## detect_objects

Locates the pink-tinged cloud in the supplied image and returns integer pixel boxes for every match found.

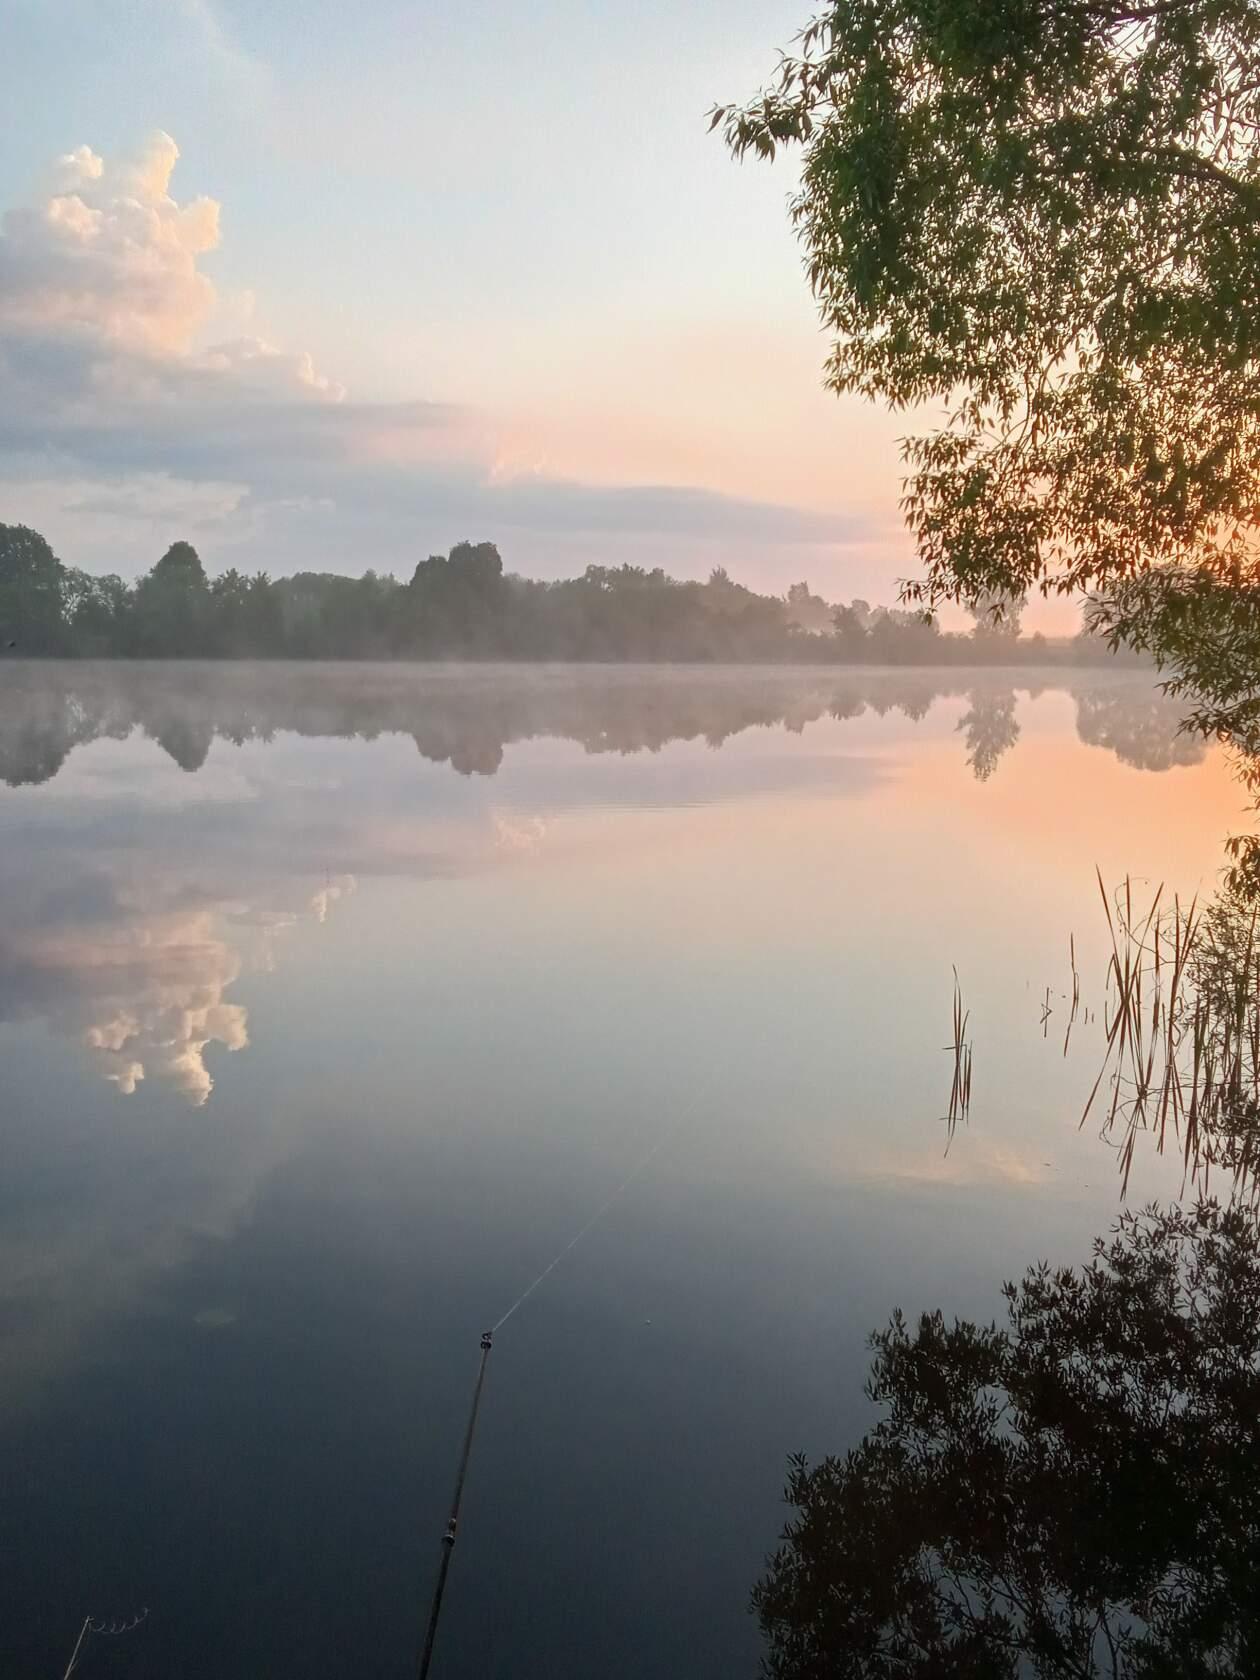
[0,133,219,353]
[0,137,868,579]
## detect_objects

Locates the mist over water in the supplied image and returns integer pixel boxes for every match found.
[0,662,1228,1679]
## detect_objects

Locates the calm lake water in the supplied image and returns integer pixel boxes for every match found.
[0,661,1238,1679]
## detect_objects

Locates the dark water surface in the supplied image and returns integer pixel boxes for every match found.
[0,662,1231,1678]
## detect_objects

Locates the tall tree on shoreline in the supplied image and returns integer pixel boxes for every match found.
[0,524,67,652]
[132,541,209,657]
[714,0,1260,741]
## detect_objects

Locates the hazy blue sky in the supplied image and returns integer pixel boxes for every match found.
[0,0,929,601]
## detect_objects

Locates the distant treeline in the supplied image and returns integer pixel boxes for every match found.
[0,523,1142,665]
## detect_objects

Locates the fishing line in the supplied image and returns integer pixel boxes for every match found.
[490,1128,672,1333]
[61,1608,148,1679]
[415,1077,713,1680]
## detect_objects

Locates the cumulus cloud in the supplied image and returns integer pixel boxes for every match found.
[51,145,104,191]
[0,133,351,434]
[0,135,867,574]
[0,132,220,354]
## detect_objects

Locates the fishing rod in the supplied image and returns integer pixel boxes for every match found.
[414,1130,672,1679]
[416,1329,495,1680]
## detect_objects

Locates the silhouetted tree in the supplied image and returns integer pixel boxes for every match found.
[754,1200,1260,1679]
[209,568,283,656]
[63,567,130,655]
[832,605,869,660]
[786,581,835,634]
[151,541,207,589]
[132,540,209,656]
[0,523,67,652]
[867,607,941,665]
[408,541,506,655]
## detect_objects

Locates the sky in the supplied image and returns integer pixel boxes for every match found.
[0,0,1008,614]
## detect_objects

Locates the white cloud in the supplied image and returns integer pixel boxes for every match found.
[196,336,344,399]
[0,135,868,577]
[0,132,220,354]
[52,145,105,192]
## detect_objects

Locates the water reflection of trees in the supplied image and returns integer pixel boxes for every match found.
[756,1200,1260,1679]
[957,687,1021,780]
[760,761,1260,1678]
[0,663,1201,788]
[1075,688,1208,771]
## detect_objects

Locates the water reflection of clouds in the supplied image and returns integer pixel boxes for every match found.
[72,907,248,1103]
[492,811,549,853]
[0,664,1206,1114]
[0,870,355,1104]
[856,1140,1055,1189]
[0,1073,304,1416]
[0,665,1233,1627]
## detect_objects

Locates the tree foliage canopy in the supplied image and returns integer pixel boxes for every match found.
[715,0,1260,735]
[0,524,66,650]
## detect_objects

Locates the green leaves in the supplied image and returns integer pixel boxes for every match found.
[718,0,1260,742]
